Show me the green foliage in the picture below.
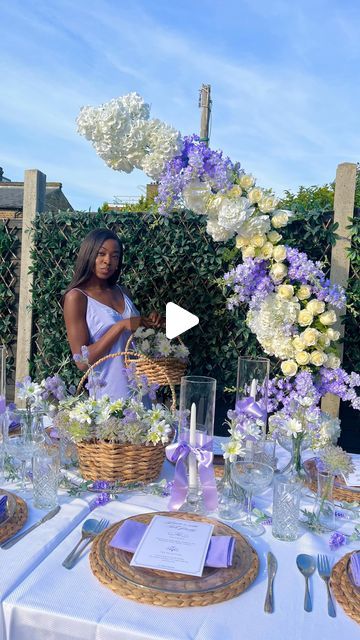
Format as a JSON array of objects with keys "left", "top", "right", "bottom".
[
  {"left": 0, "top": 221, "right": 20, "bottom": 377},
  {"left": 279, "top": 183, "right": 335, "bottom": 213}
]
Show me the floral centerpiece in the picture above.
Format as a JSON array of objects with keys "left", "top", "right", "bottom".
[{"left": 54, "top": 392, "right": 175, "bottom": 484}]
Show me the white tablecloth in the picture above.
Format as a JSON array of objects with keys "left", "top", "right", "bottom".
[{"left": 1, "top": 453, "right": 360, "bottom": 640}]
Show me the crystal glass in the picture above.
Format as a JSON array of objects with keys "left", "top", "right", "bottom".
[
  {"left": 251, "top": 438, "right": 277, "bottom": 469},
  {"left": 231, "top": 461, "right": 273, "bottom": 536},
  {"left": 179, "top": 375, "right": 216, "bottom": 513},
  {"left": 236, "top": 357, "right": 269, "bottom": 437},
  {"left": 217, "top": 459, "right": 244, "bottom": 520},
  {"left": 5, "top": 410, "right": 45, "bottom": 491},
  {"left": 32, "top": 446, "right": 60, "bottom": 509},
  {"left": 272, "top": 474, "right": 301, "bottom": 541},
  {"left": 277, "top": 433, "right": 309, "bottom": 481},
  {"left": 314, "top": 470, "right": 335, "bottom": 530}
]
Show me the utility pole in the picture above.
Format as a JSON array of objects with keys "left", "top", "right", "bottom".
[{"left": 199, "top": 84, "right": 212, "bottom": 146}]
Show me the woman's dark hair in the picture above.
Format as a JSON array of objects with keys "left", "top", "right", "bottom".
[{"left": 62, "top": 228, "right": 123, "bottom": 303}]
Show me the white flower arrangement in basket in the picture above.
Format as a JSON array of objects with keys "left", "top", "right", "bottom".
[{"left": 132, "top": 327, "right": 189, "bottom": 361}]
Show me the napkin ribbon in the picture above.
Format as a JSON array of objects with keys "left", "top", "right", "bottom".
[
  {"left": 166, "top": 440, "right": 218, "bottom": 511},
  {"left": 236, "top": 396, "right": 266, "bottom": 421}
]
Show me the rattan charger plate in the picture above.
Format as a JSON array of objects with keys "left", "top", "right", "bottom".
[
  {"left": 90, "top": 511, "right": 259, "bottom": 607},
  {"left": 304, "top": 458, "right": 360, "bottom": 503},
  {"left": 0, "top": 489, "right": 28, "bottom": 544},
  {"left": 330, "top": 551, "right": 360, "bottom": 624}
]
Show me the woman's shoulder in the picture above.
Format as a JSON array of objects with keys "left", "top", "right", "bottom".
[
  {"left": 117, "top": 284, "right": 132, "bottom": 300},
  {"left": 64, "top": 288, "right": 87, "bottom": 309}
]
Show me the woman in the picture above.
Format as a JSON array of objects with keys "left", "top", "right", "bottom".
[{"left": 63, "top": 228, "right": 162, "bottom": 401}]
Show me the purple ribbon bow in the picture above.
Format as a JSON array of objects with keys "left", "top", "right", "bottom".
[
  {"left": 236, "top": 396, "right": 266, "bottom": 421},
  {"left": 166, "top": 439, "right": 218, "bottom": 511}
]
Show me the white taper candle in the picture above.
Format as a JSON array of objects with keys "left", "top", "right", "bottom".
[{"left": 189, "top": 402, "right": 197, "bottom": 488}]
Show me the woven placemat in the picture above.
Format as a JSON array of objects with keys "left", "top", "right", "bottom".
[
  {"left": 90, "top": 511, "right": 259, "bottom": 607},
  {"left": 304, "top": 459, "right": 360, "bottom": 503},
  {"left": 0, "top": 489, "right": 28, "bottom": 544},
  {"left": 330, "top": 552, "right": 360, "bottom": 624}
]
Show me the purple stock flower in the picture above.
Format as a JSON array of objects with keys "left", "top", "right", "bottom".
[
  {"left": 329, "top": 531, "right": 347, "bottom": 551},
  {"left": 89, "top": 493, "right": 111, "bottom": 509}
]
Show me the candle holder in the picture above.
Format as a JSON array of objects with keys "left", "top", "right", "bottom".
[
  {"left": 178, "top": 375, "right": 217, "bottom": 513},
  {"left": 236, "top": 357, "right": 269, "bottom": 444}
]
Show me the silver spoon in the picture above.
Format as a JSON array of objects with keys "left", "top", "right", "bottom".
[
  {"left": 296, "top": 554, "right": 316, "bottom": 612},
  {"left": 62, "top": 519, "right": 101, "bottom": 569}
]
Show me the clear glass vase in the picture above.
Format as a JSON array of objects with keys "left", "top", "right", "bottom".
[
  {"left": 278, "top": 433, "right": 309, "bottom": 482},
  {"left": 314, "top": 471, "right": 335, "bottom": 530},
  {"left": 217, "top": 459, "right": 244, "bottom": 519}
]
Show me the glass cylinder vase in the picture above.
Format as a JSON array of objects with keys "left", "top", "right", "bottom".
[
  {"left": 179, "top": 375, "right": 216, "bottom": 513},
  {"left": 217, "top": 458, "right": 244, "bottom": 519},
  {"left": 236, "top": 357, "right": 269, "bottom": 438},
  {"left": 314, "top": 471, "right": 335, "bottom": 530}
]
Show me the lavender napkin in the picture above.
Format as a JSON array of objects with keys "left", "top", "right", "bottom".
[
  {"left": 350, "top": 552, "right": 360, "bottom": 587},
  {"left": 109, "top": 520, "right": 235, "bottom": 568},
  {"left": 0, "top": 495, "right": 8, "bottom": 520}
]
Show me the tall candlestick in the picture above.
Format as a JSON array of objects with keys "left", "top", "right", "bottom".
[
  {"left": 250, "top": 378, "right": 258, "bottom": 400},
  {"left": 189, "top": 402, "right": 197, "bottom": 489}
]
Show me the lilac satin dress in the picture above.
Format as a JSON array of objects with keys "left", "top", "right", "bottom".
[{"left": 74, "top": 287, "right": 139, "bottom": 401}]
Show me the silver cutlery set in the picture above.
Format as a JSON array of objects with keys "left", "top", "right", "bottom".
[
  {"left": 1, "top": 508, "right": 109, "bottom": 569},
  {"left": 264, "top": 551, "right": 336, "bottom": 616}
]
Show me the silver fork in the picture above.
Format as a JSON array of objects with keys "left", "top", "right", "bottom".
[
  {"left": 317, "top": 554, "right": 336, "bottom": 617},
  {"left": 63, "top": 519, "right": 109, "bottom": 570}
]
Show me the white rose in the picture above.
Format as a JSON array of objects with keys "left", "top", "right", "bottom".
[
  {"left": 277, "top": 284, "right": 294, "bottom": 300},
  {"left": 206, "top": 219, "right": 234, "bottom": 242},
  {"left": 267, "top": 230, "right": 282, "bottom": 244},
  {"left": 247, "top": 187, "right": 264, "bottom": 204},
  {"left": 301, "top": 327, "right": 319, "bottom": 346},
  {"left": 242, "top": 245, "right": 256, "bottom": 258},
  {"left": 319, "top": 310, "right": 337, "bottom": 326},
  {"left": 272, "top": 245, "right": 287, "bottom": 262},
  {"left": 250, "top": 234, "right": 266, "bottom": 248},
  {"left": 306, "top": 299, "right": 325, "bottom": 315},
  {"left": 325, "top": 353, "right": 341, "bottom": 369},
  {"left": 298, "top": 309, "right": 314, "bottom": 327},
  {"left": 235, "top": 235, "right": 249, "bottom": 248},
  {"left": 258, "top": 196, "right": 279, "bottom": 213},
  {"left": 327, "top": 328, "right": 340, "bottom": 341},
  {"left": 310, "top": 350, "right": 327, "bottom": 366},
  {"left": 228, "top": 185, "right": 243, "bottom": 197},
  {"left": 296, "top": 285, "right": 312, "bottom": 300},
  {"left": 271, "top": 210, "right": 290, "bottom": 228},
  {"left": 239, "top": 174, "right": 255, "bottom": 190},
  {"left": 293, "top": 336, "right": 306, "bottom": 351},
  {"left": 281, "top": 360, "right": 298, "bottom": 377},
  {"left": 295, "top": 351, "right": 311, "bottom": 365},
  {"left": 260, "top": 241, "right": 274, "bottom": 259},
  {"left": 270, "top": 263, "right": 288, "bottom": 282}
]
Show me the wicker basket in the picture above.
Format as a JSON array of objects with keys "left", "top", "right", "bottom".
[
  {"left": 125, "top": 333, "right": 187, "bottom": 386},
  {"left": 75, "top": 351, "right": 177, "bottom": 483},
  {"left": 77, "top": 438, "right": 167, "bottom": 484}
]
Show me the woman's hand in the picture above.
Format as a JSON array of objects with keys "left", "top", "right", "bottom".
[{"left": 145, "top": 311, "right": 164, "bottom": 328}]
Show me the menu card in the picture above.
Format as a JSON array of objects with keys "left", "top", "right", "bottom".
[
  {"left": 130, "top": 515, "right": 214, "bottom": 577},
  {"left": 344, "top": 459, "right": 360, "bottom": 487}
]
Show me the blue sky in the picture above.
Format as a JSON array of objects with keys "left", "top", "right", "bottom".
[{"left": 1, "top": 0, "right": 359, "bottom": 211}]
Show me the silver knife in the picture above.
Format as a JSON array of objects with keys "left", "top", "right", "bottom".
[
  {"left": 264, "top": 551, "right": 278, "bottom": 613},
  {"left": 1, "top": 505, "right": 61, "bottom": 549}
]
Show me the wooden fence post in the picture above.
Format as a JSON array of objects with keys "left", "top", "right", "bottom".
[
  {"left": 15, "top": 170, "right": 46, "bottom": 401},
  {"left": 321, "top": 162, "right": 356, "bottom": 417}
]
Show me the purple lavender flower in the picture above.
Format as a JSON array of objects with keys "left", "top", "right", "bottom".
[
  {"left": 89, "top": 492, "right": 111, "bottom": 509},
  {"left": 329, "top": 531, "right": 346, "bottom": 551}
]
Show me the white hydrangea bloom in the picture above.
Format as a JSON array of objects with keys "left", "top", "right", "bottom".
[
  {"left": 206, "top": 219, "right": 234, "bottom": 242},
  {"left": 217, "top": 197, "right": 255, "bottom": 234},
  {"left": 235, "top": 214, "right": 271, "bottom": 238},
  {"left": 182, "top": 179, "right": 212, "bottom": 215},
  {"left": 247, "top": 293, "right": 300, "bottom": 359}
]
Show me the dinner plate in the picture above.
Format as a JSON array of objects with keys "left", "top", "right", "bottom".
[{"left": 90, "top": 511, "right": 259, "bottom": 606}]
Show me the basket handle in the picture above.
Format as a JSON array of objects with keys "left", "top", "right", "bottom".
[{"left": 76, "top": 350, "right": 177, "bottom": 412}]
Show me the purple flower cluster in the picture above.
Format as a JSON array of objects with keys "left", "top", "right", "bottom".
[
  {"left": 317, "top": 367, "right": 360, "bottom": 411},
  {"left": 126, "top": 366, "right": 159, "bottom": 401},
  {"left": 156, "top": 134, "right": 239, "bottom": 215},
  {"left": 42, "top": 375, "right": 68, "bottom": 402},
  {"left": 329, "top": 531, "right": 346, "bottom": 550},
  {"left": 224, "top": 258, "right": 273, "bottom": 310},
  {"left": 89, "top": 492, "right": 111, "bottom": 509},
  {"left": 286, "top": 247, "right": 325, "bottom": 285},
  {"left": 73, "top": 345, "right": 90, "bottom": 365}
]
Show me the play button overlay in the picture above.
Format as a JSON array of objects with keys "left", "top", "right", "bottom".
[{"left": 166, "top": 302, "right": 199, "bottom": 340}]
